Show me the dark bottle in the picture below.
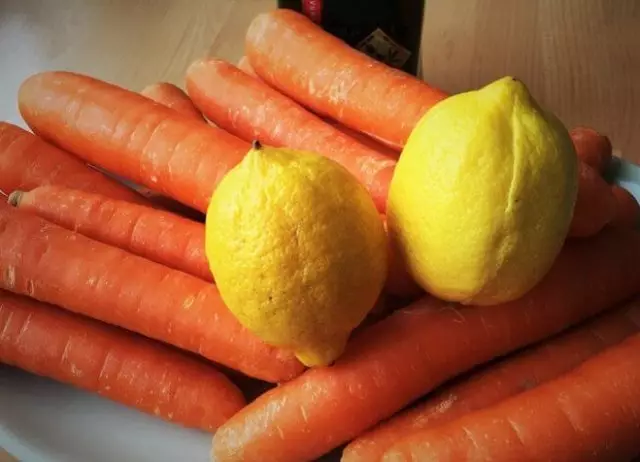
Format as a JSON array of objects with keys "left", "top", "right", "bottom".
[{"left": 277, "top": 0, "right": 425, "bottom": 76}]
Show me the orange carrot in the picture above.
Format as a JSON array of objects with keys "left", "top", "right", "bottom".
[
  {"left": 570, "top": 127, "right": 612, "bottom": 174},
  {"left": 383, "top": 333, "right": 640, "bottom": 462},
  {"left": 343, "top": 297, "right": 640, "bottom": 461},
  {"left": 186, "top": 58, "right": 397, "bottom": 211},
  {"left": 611, "top": 184, "right": 640, "bottom": 229},
  {"left": 141, "top": 82, "right": 206, "bottom": 122},
  {"left": 569, "top": 162, "right": 616, "bottom": 237},
  {"left": 381, "top": 215, "right": 423, "bottom": 299},
  {"left": 235, "top": 56, "right": 400, "bottom": 157},
  {"left": 324, "top": 119, "right": 400, "bottom": 157},
  {"left": 0, "top": 122, "right": 144, "bottom": 204},
  {"left": 211, "top": 228, "right": 640, "bottom": 461},
  {"left": 0, "top": 291, "right": 245, "bottom": 431},
  {"left": 236, "top": 55, "right": 258, "bottom": 77},
  {"left": 18, "top": 71, "right": 250, "bottom": 213},
  {"left": 8, "top": 185, "right": 211, "bottom": 282},
  {"left": 245, "top": 9, "right": 447, "bottom": 148},
  {"left": 0, "top": 204, "right": 303, "bottom": 383}
]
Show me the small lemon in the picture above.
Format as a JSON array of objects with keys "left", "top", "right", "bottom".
[
  {"left": 206, "top": 142, "right": 387, "bottom": 367},
  {"left": 388, "top": 77, "right": 578, "bottom": 305}
]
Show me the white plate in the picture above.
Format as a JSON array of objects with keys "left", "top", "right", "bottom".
[
  {"left": 0, "top": 365, "right": 211, "bottom": 462},
  {"left": 0, "top": 365, "right": 342, "bottom": 462}
]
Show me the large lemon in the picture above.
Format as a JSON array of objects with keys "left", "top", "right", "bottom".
[
  {"left": 206, "top": 142, "right": 387, "bottom": 367},
  {"left": 387, "top": 77, "right": 578, "bottom": 305}
]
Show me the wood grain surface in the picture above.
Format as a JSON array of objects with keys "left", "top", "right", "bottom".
[
  {"left": 422, "top": 0, "right": 640, "bottom": 161},
  {"left": 0, "top": 1, "right": 639, "bottom": 460}
]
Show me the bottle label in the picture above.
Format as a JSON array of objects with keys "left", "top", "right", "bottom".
[
  {"left": 302, "top": 0, "right": 323, "bottom": 23},
  {"left": 356, "top": 28, "right": 412, "bottom": 69}
]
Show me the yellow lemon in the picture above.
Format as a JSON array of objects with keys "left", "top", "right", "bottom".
[
  {"left": 387, "top": 77, "right": 578, "bottom": 305},
  {"left": 206, "top": 142, "right": 387, "bottom": 367}
]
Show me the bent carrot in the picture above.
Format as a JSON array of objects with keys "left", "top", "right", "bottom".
[
  {"left": 611, "top": 184, "right": 640, "bottom": 229},
  {"left": 0, "top": 204, "right": 303, "bottom": 383},
  {"left": 211, "top": 228, "right": 640, "bottom": 462},
  {"left": 18, "top": 71, "right": 250, "bottom": 213},
  {"left": 570, "top": 127, "right": 612, "bottom": 174},
  {"left": 8, "top": 185, "right": 211, "bottom": 282},
  {"left": 569, "top": 162, "right": 616, "bottom": 237},
  {"left": 245, "top": 9, "right": 447, "bottom": 148},
  {"left": 0, "top": 291, "right": 245, "bottom": 431},
  {"left": 383, "top": 333, "right": 640, "bottom": 462},
  {"left": 141, "top": 82, "right": 206, "bottom": 122},
  {"left": 0, "top": 122, "right": 144, "bottom": 203},
  {"left": 186, "top": 59, "right": 397, "bottom": 211},
  {"left": 343, "top": 297, "right": 640, "bottom": 461}
]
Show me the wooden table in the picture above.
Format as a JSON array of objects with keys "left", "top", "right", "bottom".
[{"left": 0, "top": 1, "right": 639, "bottom": 460}]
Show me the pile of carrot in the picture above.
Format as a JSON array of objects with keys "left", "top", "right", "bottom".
[
  {"left": 212, "top": 228, "right": 640, "bottom": 462},
  {"left": 185, "top": 58, "right": 396, "bottom": 211},
  {"left": 8, "top": 185, "right": 212, "bottom": 282},
  {"left": 17, "top": 71, "right": 249, "bottom": 213},
  {"left": 0, "top": 202, "right": 302, "bottom": 383},
  {"left": 343, "top": 297, "right": 640, "bottom": 461},
  {"left": 0, "top": 291, "right": 245, "bottom": 431},
  {"left": 0, "top": 122, "right": 145, "bottom": 204},
  {"left": 1, "top": 6, "right": 639, "bottom": 461},
  {"left": 384, "top": 332, "right": 640, "bottom": 462}
]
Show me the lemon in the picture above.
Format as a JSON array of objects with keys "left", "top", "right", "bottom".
[
  {"left": 206, "top": 142, "right": 387, "bottom": 367},
  {"left": 387, "top": 77, "right": 578, "bottom": 305}
]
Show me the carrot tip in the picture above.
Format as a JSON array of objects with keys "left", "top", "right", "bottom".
[{"left": 7, "top": 191, "right": 23, "bottom": 207}]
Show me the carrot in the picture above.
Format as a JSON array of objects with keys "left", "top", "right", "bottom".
[
  {"left": 324, "top": 119, "right": 400, "bottom": 158},
  {"left": 0, "top": 204, "right": 303, "bottom": 383},
  {"left": 245, "top": 9, "right": 447, "bottom": 148},
  {"left": 18, "top": 71, "right": 250, "bottom": 213},
  {"left": 139, "top": 82, "right": 209, "bottom": 220},
  {"left": 211, "top": 228, "right": 640, "bottom": 462},
  {"left": 141, "top": 82, "right": 206, "bottom": 123},
  {"left": 381, "top": 215, "right": 423, "bottom": 299},
  {"left": 8, "top": 185, "right": 212, "bottom": 282},
  {"left": 343, "top": 297, "right": 640, "bottom": 461},
  {"left": 0, "top": 291, "right": 245, "bottom": 431},
  {"left": 611, "top": 184, "right": 640, "bottom": 229},
  {"left": 235, "top": 56, "right": 400, "bottom": 157},
  {"left": 185, "top": 59, "right": 397, "bottom": 211},
  {"left": 0, "top": 122, "right": 144, "bottom": 204},
  {"left": 383, "top": 333, "right": 640, "bottom": 462},
  {"left": 236, "top": 55, "right": 258, "bottom": 77},
  {"left": 569, "top": 162, "right": 616, "bottom": 237},
  {"left": 570, "top": 127, "right": 612, "bottom": 174}
]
